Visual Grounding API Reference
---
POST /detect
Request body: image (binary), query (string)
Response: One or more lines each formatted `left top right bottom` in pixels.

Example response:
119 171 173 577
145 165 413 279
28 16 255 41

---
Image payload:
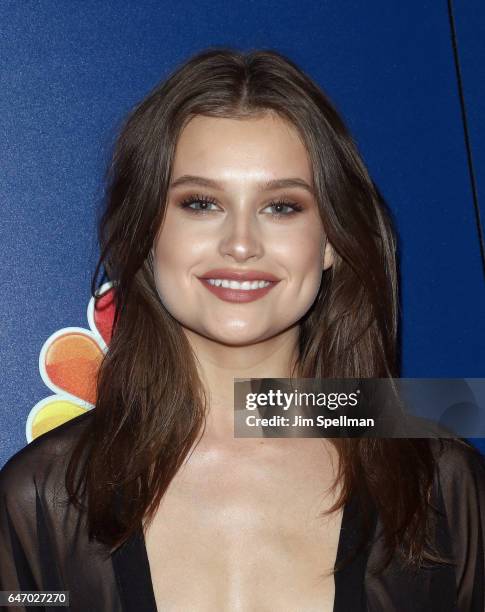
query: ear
323 239 334 271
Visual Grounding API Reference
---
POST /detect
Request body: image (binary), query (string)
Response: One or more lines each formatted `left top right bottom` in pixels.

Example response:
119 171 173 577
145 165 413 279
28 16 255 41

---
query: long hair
66 47 455 572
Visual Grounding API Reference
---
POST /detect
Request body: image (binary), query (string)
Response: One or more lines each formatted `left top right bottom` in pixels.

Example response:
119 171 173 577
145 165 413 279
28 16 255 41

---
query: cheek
151 216 212 310
274 226 324 278
285 230 325 304
153 215 199 276
151 221 188 302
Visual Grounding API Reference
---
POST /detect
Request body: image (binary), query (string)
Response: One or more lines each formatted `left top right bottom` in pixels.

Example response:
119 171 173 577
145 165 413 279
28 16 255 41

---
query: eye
178 194 304 218
262 200 304 217
179 194 220 214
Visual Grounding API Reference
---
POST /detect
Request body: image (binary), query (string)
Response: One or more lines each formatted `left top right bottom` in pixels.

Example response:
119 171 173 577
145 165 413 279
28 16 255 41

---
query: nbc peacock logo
26 282 116 442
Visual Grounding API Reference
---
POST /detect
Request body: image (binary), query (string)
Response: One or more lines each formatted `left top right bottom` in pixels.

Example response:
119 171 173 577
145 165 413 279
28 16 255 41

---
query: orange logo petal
44 332 103 405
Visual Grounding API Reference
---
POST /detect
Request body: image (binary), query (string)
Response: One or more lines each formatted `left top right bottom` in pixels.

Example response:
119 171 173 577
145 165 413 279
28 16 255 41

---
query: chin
222 327 289 347
211 331 265 346
191 324 269 346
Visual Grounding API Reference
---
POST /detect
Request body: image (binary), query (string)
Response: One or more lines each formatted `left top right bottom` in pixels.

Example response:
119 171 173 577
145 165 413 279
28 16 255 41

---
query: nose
218 210 264 263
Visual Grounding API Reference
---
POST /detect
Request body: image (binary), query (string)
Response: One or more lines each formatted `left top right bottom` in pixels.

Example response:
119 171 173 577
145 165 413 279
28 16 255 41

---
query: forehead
171 113 313 182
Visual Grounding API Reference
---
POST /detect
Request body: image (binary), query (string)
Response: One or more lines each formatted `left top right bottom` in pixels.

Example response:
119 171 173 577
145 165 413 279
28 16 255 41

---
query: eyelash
178 194 304 218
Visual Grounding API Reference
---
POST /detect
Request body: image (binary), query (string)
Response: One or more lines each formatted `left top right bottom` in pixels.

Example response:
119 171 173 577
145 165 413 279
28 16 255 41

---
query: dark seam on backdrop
447 0 485 279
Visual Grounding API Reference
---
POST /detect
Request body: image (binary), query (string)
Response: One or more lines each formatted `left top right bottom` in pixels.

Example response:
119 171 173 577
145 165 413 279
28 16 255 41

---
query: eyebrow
169 174 315 195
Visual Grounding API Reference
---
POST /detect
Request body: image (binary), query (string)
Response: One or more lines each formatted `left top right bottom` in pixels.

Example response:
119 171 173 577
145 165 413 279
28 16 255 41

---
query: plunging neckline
111 492 373 611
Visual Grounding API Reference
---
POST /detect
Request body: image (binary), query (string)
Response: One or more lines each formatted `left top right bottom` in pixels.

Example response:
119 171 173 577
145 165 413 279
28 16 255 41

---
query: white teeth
206 279 272 290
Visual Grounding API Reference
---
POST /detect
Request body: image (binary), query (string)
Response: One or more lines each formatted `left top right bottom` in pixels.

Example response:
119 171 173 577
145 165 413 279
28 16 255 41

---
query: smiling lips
197 268 281 303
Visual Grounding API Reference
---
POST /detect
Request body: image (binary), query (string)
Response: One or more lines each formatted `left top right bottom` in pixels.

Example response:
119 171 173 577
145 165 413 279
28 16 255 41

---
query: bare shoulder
0 410 94 500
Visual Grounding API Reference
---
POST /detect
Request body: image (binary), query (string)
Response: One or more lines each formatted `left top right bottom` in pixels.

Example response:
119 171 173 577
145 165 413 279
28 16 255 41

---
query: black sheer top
0 411 484 611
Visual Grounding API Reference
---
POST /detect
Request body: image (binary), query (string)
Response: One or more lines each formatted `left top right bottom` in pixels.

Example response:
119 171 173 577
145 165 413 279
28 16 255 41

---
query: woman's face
152 112 333 346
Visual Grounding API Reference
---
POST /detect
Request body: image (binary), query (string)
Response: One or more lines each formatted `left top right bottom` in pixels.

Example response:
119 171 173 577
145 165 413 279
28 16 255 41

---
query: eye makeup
177 193 305 219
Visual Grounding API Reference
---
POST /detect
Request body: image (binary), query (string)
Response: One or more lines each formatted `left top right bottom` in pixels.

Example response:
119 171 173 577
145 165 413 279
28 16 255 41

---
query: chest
143 440 343 612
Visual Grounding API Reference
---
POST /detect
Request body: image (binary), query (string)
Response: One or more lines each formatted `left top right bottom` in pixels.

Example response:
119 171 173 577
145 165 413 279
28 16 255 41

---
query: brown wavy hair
66 47 453 573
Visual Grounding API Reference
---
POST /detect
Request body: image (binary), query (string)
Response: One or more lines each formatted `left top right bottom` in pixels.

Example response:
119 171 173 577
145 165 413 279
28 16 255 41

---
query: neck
183 325 300 441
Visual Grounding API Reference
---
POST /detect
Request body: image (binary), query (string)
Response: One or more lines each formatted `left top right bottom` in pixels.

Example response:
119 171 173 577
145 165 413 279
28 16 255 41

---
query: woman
1 47 484 611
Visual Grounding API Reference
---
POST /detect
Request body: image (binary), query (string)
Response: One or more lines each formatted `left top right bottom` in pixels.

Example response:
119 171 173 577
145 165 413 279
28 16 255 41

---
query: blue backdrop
1 0 484 467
